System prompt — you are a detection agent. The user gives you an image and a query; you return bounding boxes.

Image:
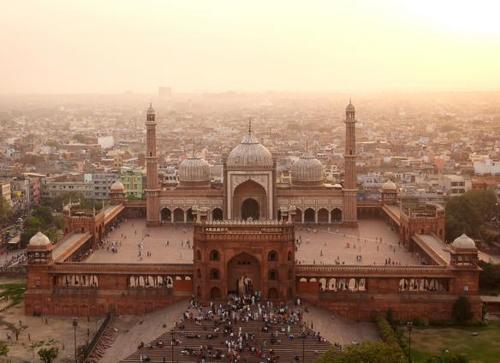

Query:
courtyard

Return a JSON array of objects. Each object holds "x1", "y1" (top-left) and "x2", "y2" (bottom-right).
[{"x1": 83, "y1": 218, "x2": 423, "y2": 266}]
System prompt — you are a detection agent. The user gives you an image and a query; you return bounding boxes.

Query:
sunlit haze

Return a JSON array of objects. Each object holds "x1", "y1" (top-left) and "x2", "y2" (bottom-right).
[{"x1": 2, "y1": 0, "x2": 500, "y2": 94}]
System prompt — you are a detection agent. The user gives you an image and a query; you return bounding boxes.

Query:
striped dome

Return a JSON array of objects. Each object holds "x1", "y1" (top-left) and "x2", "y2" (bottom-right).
[
  {"x1": 291, "y1": 153, "x2": 324, "y2": 185},
  {"x1": 227, "y1": 133, "x2": 273, "y2": 169},
  {"x1": 179, "y1": 157, "x2": 210, "y2": 183}
]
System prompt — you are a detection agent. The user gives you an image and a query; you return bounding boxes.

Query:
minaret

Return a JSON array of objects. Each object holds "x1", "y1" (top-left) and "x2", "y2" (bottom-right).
[
  {"x1": 343, "y1": 99, "x2": 358, "y2": 226},
  {"x1": 145, "y1": 103, "x2": 160, "y2": 226}
]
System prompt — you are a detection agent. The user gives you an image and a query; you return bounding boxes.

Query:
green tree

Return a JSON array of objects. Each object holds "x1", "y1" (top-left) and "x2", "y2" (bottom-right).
[
  {"x1": 0, "y1": 340, "x2": 8, "y2": 356},
  {"x1": 53, "y1": 214, "x2": 65, "y2": 230},
  {"x1": 445, "y1": 189, "x2": 498, "y2": 241},
  {"x1": 0, "y1": 196, "x2": 11, "y2": 224},
  {"x1": 425, "y1": 352, "x2": 469, "y2": 363},
  {"x1": 38, "y1": 346, "x2": 59, "y2": 363},
  {"x1": 315, "y1": 341, "x2": 405, "y2": 363},
  {"x1": 452, "y1": 296, "x2": 473, "y2": 324},
  {"x1": 32, "y1": 206, "x2": 54, "y2": 226}
]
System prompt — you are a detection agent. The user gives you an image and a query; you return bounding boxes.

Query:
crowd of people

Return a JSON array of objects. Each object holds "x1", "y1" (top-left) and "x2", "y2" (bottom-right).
[{"x1": 133, "y1": 295, "x2": 331, "y2": 363}]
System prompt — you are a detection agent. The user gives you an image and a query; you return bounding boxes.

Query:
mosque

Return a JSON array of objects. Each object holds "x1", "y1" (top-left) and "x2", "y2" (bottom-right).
[
  {"x1": 23, "y1": 101, "x2": 482, "y2": 322},
  {"x1": 143, "y1": 101, "x2": 357, "y2": 227}
]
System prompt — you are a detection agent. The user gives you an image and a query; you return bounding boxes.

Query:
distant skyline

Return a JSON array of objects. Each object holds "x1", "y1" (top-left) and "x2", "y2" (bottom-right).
[{"x1": 2, "y1": 0, "x2": 500, "y2": 94}]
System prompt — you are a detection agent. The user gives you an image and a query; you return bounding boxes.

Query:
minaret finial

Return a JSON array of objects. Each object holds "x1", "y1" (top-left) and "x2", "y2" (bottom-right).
[
  {"x1": 248, "y1": 118, "x2": 252, "y2": 135},
  {"x1": 191, "y1": 138, "x2": 195, "y2": 158},
  {"x1": 349, "y1": 97, "x2": 352, "y2": 105}
]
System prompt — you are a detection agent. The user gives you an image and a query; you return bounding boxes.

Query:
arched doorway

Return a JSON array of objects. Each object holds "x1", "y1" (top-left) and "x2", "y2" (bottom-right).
[
  {"x1": 161, "y1": 208, "x2": 171, "y2": 223},
  {"x1": 173, "y1": 208, "x2": 184, "y2": 222},
  {"x1": 332, "y1": 208, "x2": 342, "y2": 223},
  {"x1": 241, "y1": 198, "x2": 259, "y2": 220},
  {"x1": 295, "y1": 208, "x2": 302, "y2": 223},
  {"x1": 227, "y1": 253, "x2": 260, "y2": 297},
  {"x1": 304, "y1": 208, "x2": 315, "y2": 223},
  {"x1": 186, "y1": 208, "x2": 194, "y2": 222},
  {"x1": 318, "y1": 208, "x2": 329, "y2": 223},
  {"x1": 232, "y1": 180, "x2": 267, "y2": 220},
  {"x1": 212, "y1": 208, "x2": 223, "y2": 221}
]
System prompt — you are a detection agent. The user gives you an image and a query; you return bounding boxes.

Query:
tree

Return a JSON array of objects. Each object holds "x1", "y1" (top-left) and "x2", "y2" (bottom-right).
[
  {"x1": 32, "y1": 206, "x2": 54, "y2": 226},
  {"x1": 425, "y1": 352, "x2": 469, "y2": 363},
  {"x1": 0, "y1": 340, "x2": 8, "y2": 356},
  {"x1": 315, "y1": 341, "x2": 405, "y2": 363},
  {"x1": 38, "y1": 346, "x2": 59, "y2": 363},
  {"x1": 445, "y1": 189, "x2": 498, "y2": 241},
  {"x1": 0, "y1": 196, "x2": 11, "y2": 224},
  {"x1": 452, "y1": 296, "x2": 473, "y2": 324}
]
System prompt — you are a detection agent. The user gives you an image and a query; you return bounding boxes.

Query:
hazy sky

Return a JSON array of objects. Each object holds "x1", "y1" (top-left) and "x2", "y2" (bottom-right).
[{"x1": 2, "y1": 0, "x2": 500, "y2": 94}]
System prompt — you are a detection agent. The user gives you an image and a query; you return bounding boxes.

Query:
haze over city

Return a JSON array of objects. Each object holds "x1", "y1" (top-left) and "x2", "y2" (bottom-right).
[
  {"x1": 1, "y1": 2, "x2": 500, "y2": 363},
  {"x1": 2, "y1": 0, "x2": 500, "y2": 94}
]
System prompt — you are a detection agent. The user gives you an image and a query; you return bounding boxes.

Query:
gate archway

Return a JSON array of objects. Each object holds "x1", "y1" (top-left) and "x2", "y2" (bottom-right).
[{"x1": 227, "y1": 253, "x2": 260, "y2": 296}]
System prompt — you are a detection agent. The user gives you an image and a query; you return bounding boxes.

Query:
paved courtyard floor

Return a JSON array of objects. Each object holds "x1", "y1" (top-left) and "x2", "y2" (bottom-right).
[
  {"x1": 295, "y1": 219, "x2": 423, "y2": 266},
  {"x1": 84, "y1": 218, "x2": 423, "y2": 266}
]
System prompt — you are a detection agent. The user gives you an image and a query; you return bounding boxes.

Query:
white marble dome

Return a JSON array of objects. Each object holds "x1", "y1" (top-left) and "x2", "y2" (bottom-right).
[
  {"x1": 29, "y1": 231, "x2": 51, "y2": 247},
  {"x1": 291, "y1": 153, "x2": 324, "y2": 185},
  {"x1": 382, "y1": 180, "x2": 397, "y2": 191},
  {"x1": 179, "y1": 157, "x2": 210, "y2": 183},
  {"x1": 110, "y1": 180, "x2": 125, "y2": 192},
  {"x1": 227, "y1": 133, "x2": 273, "y2": 169},
  {"x1": 452, "y1": 234, "x2": 476, "y2": 249}
]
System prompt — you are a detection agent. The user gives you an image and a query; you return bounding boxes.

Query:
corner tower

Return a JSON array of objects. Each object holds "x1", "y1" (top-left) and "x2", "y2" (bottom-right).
[
  {"x1": 343, "y1": 100, "x2": 358, "y2": 226},
  {"x1": 145, "y1": 103, "x2": 160, "y2": 225}
]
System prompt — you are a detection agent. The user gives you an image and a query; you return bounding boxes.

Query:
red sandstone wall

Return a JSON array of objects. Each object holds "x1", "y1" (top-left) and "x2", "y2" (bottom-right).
[
  {"x1": 309, "y1": 294, "x2": 483, "y2": 322},
  {"x1": 25, "y1": 291, "x2": 186, "y2": 316}
]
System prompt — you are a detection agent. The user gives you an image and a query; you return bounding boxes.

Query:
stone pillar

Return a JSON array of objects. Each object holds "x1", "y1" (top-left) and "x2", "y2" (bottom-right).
[
  {"x1": 183, "y1": 210, "x2": 187, "y2": 223},
  {"x1": 328, "y1": 211, "x2": 332, "y2": 224},
  {"x1": 314, "y1": 210, "x2": 318, "y2": 223},
  {"x1": 170, "y1": 213, "x2": 174, "y2": 223}
]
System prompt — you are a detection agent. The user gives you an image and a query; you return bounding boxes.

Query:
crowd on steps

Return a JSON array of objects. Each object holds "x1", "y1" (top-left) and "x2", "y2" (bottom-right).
[{"x1": 121, "y1": 294, "x2": 333, "y2": 363}]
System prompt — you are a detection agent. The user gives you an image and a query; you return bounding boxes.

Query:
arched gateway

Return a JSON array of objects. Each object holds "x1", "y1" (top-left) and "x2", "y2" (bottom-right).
[
  {"x1": 227, "y1": 253, "x2": 260, "y2": 296},
  {"x1": 193, "y1": 221, "x2": 296, "y2": 302}
]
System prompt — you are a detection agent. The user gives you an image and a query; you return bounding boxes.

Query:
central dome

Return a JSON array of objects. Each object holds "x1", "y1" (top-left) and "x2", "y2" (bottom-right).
[{"x1": 227, "y1": 133, "x2": 273, "y2": 169}]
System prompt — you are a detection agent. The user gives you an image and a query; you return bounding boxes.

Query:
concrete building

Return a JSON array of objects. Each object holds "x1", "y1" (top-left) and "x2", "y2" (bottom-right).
[
  {"x1": 0, "y1": 181, "x2": 12, "y2": 206},
  {"x1": 120, "y1": 168, "x2": 144, "y2": 199}
]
